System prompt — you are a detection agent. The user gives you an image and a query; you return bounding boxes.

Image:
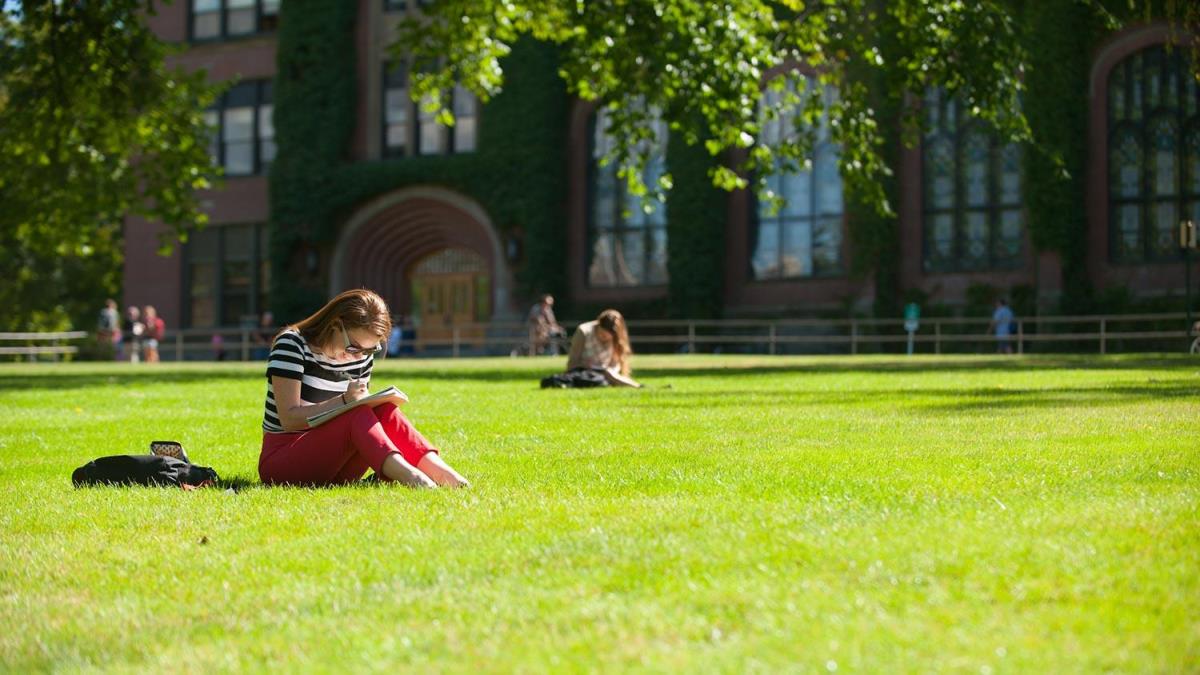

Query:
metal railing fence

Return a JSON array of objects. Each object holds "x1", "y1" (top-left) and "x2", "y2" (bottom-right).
[{"x1": 1, "y1": 313, "x2": 1194, "y2": 361}]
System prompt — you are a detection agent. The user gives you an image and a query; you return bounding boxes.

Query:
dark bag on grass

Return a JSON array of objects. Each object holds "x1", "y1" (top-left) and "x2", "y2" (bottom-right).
[
  {"x1": 540, "y1": 367, "x2": 609, "y2": 389},
  {"x1": 72, "y1": 454, "x2": 219, "y2": 488}
]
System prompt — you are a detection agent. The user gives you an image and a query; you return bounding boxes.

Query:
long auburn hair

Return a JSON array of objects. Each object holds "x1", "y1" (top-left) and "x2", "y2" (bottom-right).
[
  {"x1": 284, "y1": 289, "x2": 392, "y2": 354},
  {"x1": 596, "y1": 308, "x2": 632, "y2": 376}
]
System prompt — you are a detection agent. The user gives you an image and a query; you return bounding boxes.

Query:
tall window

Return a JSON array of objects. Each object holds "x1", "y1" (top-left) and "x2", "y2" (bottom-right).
[
  {"x1": 382, "y1": 61, "x2": 478, "y2": 157},
  {"x1": 183, "y1": 224, "x2": 271, "y2": 328},
  {"x1": 751, "y1": 80, "x2": 844, "y2": 280},
  {"x1": 190, "y1": 0, "x2": 279, "y2": 41},
  {"x1": 203, "y1": 80, "x2": 274, "y2": 176},
  {"x1": 922, "y1": 88, "x2": 1024, "y2": 273},
  {"x1": 587, "y1": 108, "x2": 669, "y2": 287},
  {"x1": 1108, "y1": 45, "x2": 1200, "y2": 263}
]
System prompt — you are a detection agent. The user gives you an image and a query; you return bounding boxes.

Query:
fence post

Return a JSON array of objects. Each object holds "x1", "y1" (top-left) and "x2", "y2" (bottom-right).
[
  {"x1": 453, "y1": 327, "x2": 460, "y2": 358},
  {"x1": 241, "y1": 330, "x2": 250, "y2": 362},
  {"x1": 1100, "y1": 318, "x2": 1106, "y2": 355},
  {"x1": 769, "y1": 323, "x2": 777, "y2": 356},
  {"x1": 850, "y1": 320, "x2": 858, "y2": 355},
  {"x1": 935, "y1": 321, "x2": 941, "y2": 355},
  {"x1": 688, "y1": 322, "x2": 696, "y2": 355},
  {"x1": 175, "y1": 332, "x2": 183, "y2": 362},
  {"x1": 1017, "y1": 320, "x2": 1024, "y2": 355}
]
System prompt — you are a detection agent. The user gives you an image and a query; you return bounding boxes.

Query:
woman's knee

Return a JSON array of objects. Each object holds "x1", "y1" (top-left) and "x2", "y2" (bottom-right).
[{"x1": 374, "y1": 402, "x2": 399, "y2": 417}]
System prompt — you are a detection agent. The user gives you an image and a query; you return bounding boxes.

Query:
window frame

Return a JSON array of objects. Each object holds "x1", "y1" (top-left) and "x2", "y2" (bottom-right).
[
  {"x1": 181, "y1": 223, "x2": 270, "y2": 329},
  {"x1": 380, "y1": 60, "x2": 479, "y2": 158},
  {"x1": 920, "y1": 89, "x2": 1026, "y2": 274},
  {"x1": 584, "y1": 109, "x2": 670, "y2": 289},
  {"x1": 1106, "y1": 44, "x2": 1200, "y2": 265},
  {"x1": 206, "y1": 80, "x2": 275, "y2": 177},
  {"x1": 188, "y1": 0, "x2": 280, "y2": 43}
]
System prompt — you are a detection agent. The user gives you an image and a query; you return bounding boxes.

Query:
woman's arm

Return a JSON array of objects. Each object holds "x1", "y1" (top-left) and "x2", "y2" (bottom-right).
[{"x1": 271, "y1": 376, "x2": 359, "y2": 432}]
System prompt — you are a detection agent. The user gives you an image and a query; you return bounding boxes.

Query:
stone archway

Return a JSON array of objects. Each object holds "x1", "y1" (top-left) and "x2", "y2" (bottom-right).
[{"x1": 330, "y1": 186, "x2": 514, "y2": 322}]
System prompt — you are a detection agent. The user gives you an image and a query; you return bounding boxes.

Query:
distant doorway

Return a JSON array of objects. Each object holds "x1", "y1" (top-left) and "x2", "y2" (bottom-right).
[{"x1": 409, "y1": 248, "x2": 490, "y2": 350}]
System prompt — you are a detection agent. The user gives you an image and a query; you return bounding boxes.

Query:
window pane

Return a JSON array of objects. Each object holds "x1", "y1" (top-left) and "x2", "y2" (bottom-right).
[
  {"x1": 224, "y1": 141, "x2": 253, "y2": 175},
  {"x1": 189, "y1": 262, "x2": 216, "y2": 329},
  {"x1": 814, "y1": 146, "x2": 842, "y2": 215},
  {"x1": 193, "y1": 11, "x2": 220, "y2": 39},
  {"x1": 925, "y1": 137, "x2": 955, "y2": 210},
  {"x1": 647, "y1": 228, "x2": 668, "y2": 285},
  {"x1": 418, "y1": 96, "x2": 446, "y2": 155},
  {"x1": 780, "y1": 168, "x2": 811, "y2": 217},
  {"x1": 752, "y1": 220, "x2": 780, "y2": 280},
  {"x1": 227, "y1": 6, "x2": 256, "y2": 36},
  {"x1": 592, "y1": 165, "x2": 617, "y2": 231},
  {"x1": 997, "y1": 144, "x2": 1021, "y2": 205},
  {"x1": 1150, "y1": 201, "x2": 1177, "y2": 258},
  {"x1": 262, "y1": 0, "x2": 281, "y2": 14},
  {"x1": 963, "y1": 129, "x2": 990, "y2": 207},
  {"x1": 1114, "y1": 204, "x2": 1141, "y2": 261},
  {"x1": 926, "y1": 213, "x2": 954, "y2": 271},
  {"x1": 189, "y1": 228, "x2": 219, "y2": 262},
  {"x1": 1150, "y1": 116, "x2": 1178, "y2": 197},
  {"x1": 588, "y1": 233, "x2": 615, "y2": 286},
  {"x1": 781, "y1": 219, "x2": 812, "y2": 278},
  {"x1": 617, "y1": 231, "x2": 646, "y2": 286},
  {"x1": 258, "y1": 104, "x2": 274, "y2": 140},
  {"x1": 1187, "y1": 127, "x2": 1200, "y2": 194},
  {"x1": 960, "y1": 212, "x2": 988, "y2": 269},
  {"x1": 996, "y1": 209, "x2": 1023, "y2": 264},
  {"x1": 454, "y1": 116, "x2": 477, "y2": 153},
  {"x1": 813, "y1": 217, "x2": 842, "y2": 275},
  {"x1": 223, "y1": 107, "x2": 254, "y2": 141},
  {"x1": 1110, "y1": 129, "x2": 1141, "y2": 199}
]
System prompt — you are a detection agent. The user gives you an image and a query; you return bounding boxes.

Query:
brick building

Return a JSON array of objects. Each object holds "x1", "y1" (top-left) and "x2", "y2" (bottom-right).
[{"x1": 124, "y1": 2, "x2": 1198, "y2": 333}]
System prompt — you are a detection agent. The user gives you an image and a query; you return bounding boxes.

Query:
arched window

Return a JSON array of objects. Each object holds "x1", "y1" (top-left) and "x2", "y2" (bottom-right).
[
  {"x1": 587, "y1": 108, "x2": 669, "y2": 287},
  {"x1": 751, "y1": 80, "x2": 844, "y2": 280},
  {"x1": 922, "y1": 89, "x2": 1024, "y2": 273},
  {"x1": 1107, "y1": 45, "x2": 1200, "y2": 263}
]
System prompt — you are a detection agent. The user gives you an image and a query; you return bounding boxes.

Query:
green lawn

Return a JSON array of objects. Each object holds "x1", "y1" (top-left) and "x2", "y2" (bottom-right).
[{"x1": 1, "y1": 355, "x2": 1197, "y2": 672}]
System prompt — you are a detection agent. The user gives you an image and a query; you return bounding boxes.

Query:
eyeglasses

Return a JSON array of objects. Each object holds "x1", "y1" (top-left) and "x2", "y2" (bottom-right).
[{"x1": 340, "y1": 324, "x2": 384, "y2": 356}]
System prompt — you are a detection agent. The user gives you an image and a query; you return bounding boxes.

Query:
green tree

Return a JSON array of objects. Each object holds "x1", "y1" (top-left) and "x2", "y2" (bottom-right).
[
  {"x1": 396, "y1": 0, "x2": 1033, "y2": 214},
  {"x1": 0, "y1": 0, "x2": 217, "y2": 333}
]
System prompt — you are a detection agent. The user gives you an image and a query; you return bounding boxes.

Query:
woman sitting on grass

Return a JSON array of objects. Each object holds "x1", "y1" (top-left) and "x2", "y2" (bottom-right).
[
  {"x1": 561, "y1": 308, "x2": 642, "y2": 388},
  {"x1": 259, "y1": 289, "x2": 468, "y2": 488}
]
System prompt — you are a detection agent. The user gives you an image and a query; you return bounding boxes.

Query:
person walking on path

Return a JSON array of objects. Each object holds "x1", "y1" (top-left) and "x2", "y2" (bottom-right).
[
  {"x1": 989, "y1": 298, "x2": 1016, "y2": 355},
  {"x1": 258, "y1": 289, "x2": 469, "y2": 488}
]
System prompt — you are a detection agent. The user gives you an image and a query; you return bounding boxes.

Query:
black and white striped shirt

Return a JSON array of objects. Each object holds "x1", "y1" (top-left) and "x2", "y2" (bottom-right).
[{"x1": 262, "y1": 329, "x2": 374, "y2": 433}]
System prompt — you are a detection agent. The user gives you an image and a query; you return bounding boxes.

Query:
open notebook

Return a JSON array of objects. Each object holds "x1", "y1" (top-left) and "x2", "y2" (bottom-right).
[{"x1": 306, "y1": 386, "x2": 409, "y2": 428}]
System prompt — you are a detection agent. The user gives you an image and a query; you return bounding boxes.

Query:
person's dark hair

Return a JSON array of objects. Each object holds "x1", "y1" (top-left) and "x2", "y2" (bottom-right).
[
  {"x1": 285, "y1": 289, "x2": 392, "y2": 352},
  {"x1": 596, "y1": 308, "x2": 632, "y2": 376}
]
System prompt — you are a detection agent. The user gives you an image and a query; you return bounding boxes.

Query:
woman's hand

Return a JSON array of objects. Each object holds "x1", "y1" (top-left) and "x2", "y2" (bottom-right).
[{"x1": 344, "y1": 378, "x2": 369, "y2": 403}]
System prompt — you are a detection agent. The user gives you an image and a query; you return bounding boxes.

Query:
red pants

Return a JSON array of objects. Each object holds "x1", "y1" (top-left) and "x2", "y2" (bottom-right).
[{"x1": 259, "y1": 403, "x2": 437, "y2": 485}]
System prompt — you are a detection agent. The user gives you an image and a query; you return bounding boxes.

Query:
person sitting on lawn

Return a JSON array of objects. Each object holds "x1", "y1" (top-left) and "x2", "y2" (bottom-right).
[
  {"x1": 559, "y1": 308, "x2": 642, "y2": 388},
  {"x1": 259, "y1": 288, "x2": 469, "y2": 488}
]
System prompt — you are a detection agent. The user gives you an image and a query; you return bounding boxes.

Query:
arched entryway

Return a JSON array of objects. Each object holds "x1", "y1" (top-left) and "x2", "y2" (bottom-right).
[{"x1": 331, "y1": 186, "x2": 514, "y2": 347}]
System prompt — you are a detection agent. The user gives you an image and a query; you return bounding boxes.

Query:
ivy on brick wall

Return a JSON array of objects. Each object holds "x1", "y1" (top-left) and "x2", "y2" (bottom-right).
[{"x1": 270, "y1": 1, "x2": 568, "y2": 321}]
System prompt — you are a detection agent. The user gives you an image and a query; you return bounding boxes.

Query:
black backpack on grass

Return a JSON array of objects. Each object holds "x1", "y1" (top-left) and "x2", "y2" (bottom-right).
[{"x1": 72, "y1": 455, "x2": 219, "y2": 488}]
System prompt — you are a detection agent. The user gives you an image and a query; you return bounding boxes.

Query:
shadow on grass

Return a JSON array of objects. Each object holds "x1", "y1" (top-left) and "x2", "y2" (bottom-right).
[
  {"x1": 1, "y1": 354, "x2": 1195, "y2": 392},
  {"x1": 617, "y1": 381, "x2": 1198, "y2": 413}
]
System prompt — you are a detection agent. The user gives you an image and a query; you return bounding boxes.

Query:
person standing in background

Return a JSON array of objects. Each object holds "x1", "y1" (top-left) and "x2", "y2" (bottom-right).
[
  {"x1": 125, "y1": 306, "x2": 144, "y2": 363},
  {"x1": 527, "y1": 294, "x2": 565, "y2": 356},
  {"x1": 142, "y1": 305, "x2": 165, "y2": 363},
  {"x1": 97, "y1": 299, "x2": 120, "y2": 359}
]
